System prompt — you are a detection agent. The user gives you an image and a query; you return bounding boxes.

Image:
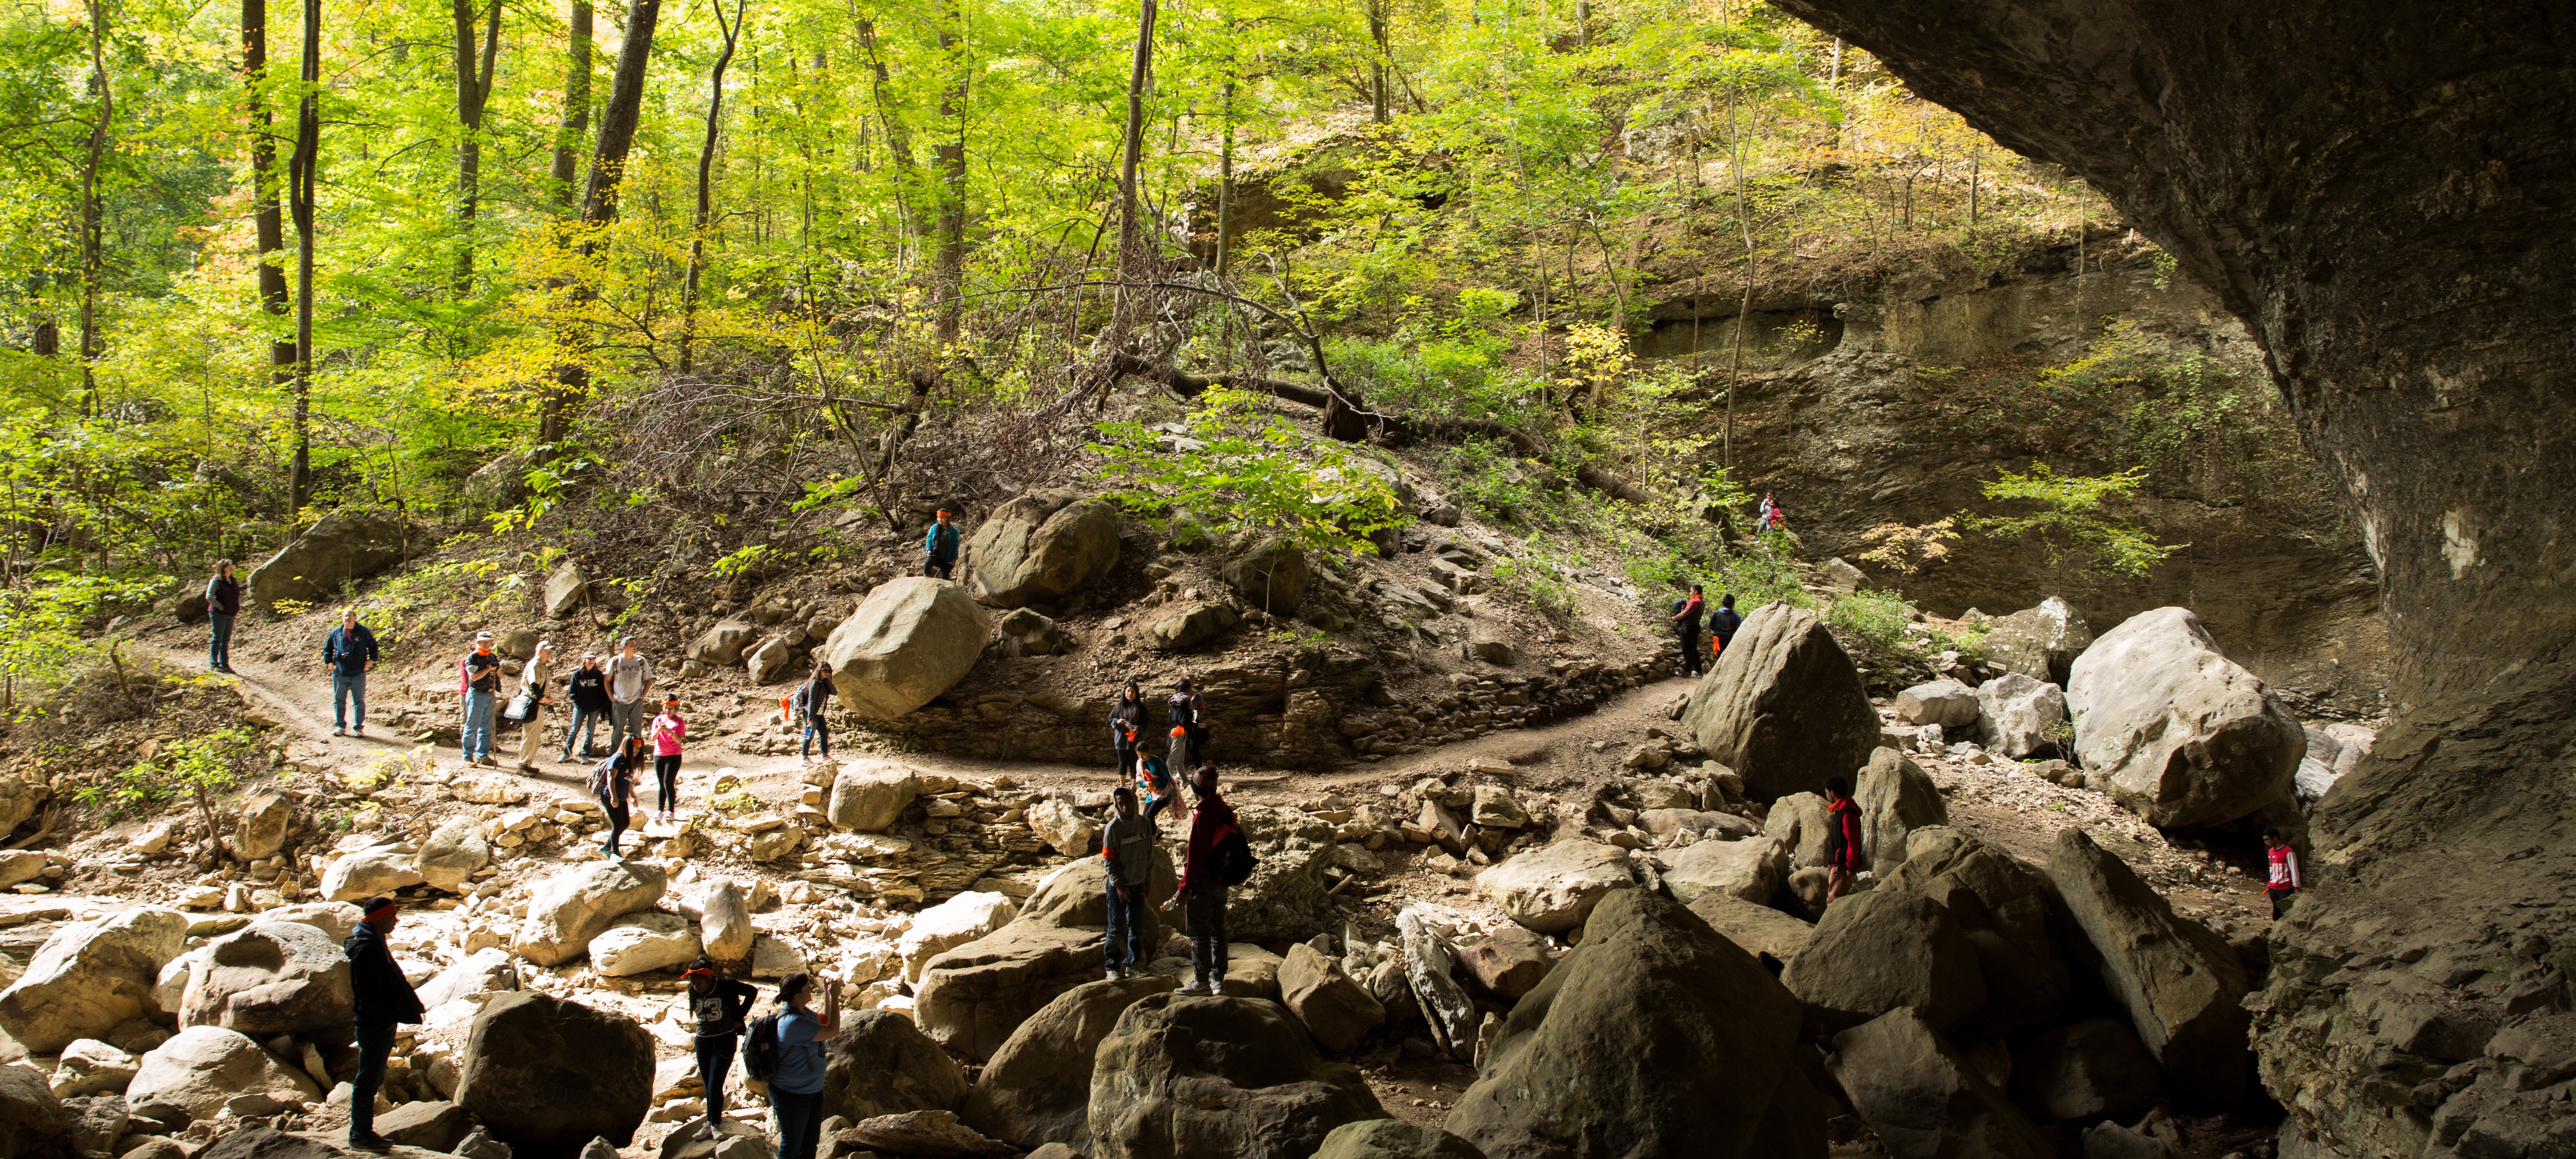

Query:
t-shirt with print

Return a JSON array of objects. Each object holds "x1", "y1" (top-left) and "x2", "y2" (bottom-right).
[
  {"x1": 687, "y1": 978, "x2": 756, "y2": 1038},
  {"x1": 466, "y1": 651, "x2": 502, "y2": 693},
  {"x1": 608, "y1": 654, "x2": 654, "y2": 702},
  {"x1": 653, "y1": 714, "x2": 687, "y2": 756},
  {"x1": 772, "y1": 1009, "x2": 826, "y2": 1095}
]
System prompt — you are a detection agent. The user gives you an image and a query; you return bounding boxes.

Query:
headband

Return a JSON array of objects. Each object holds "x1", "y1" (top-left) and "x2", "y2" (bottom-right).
[
  {"x1": 682, "y1": 966, "x2": 714, "y2": 978},
  {"x1": 365, "y1": 901, "x2": 399, "y2": 921}
]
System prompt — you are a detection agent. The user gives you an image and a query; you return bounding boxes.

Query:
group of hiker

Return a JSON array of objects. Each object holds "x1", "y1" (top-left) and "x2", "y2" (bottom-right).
[{"x1": 1669, "y1": 584, "x2": 1745, "y2": 679}]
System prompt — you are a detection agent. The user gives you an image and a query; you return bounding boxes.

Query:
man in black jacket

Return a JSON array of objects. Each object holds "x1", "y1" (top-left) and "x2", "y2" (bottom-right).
[
  {"x1": 345, "y1": 896, "x2": 425, "y2": 1151},
  {"x1": 322, "y1": 608, "x2": 381, "y2": 738},
  {"x1": 1710, "y1": 593, "x2": 1745, "y2": 657},
  {"x1": 560, "y1": 652, "x2": 613, "y2": 763},
  {"x1": 681, "y1": 956, "x2": 759, "y2": 1141}
]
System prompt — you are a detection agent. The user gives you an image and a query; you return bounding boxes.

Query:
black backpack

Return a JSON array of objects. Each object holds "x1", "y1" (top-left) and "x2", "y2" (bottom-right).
[
  {"x1": 744, "y1": 1011, "x2": 783, "y2": 1082},
  {"x1": 1212, "y1": 827, "x2": 1258, "y2": 888}
]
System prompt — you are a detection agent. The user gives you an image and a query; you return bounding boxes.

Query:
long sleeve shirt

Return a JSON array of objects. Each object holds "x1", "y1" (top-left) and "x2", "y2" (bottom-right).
[
  {"x1": 1102, "y1": 813, "x2": 1156, "y2": 888},
  {"x1": 1174, "y1": 796, "x2": 1239, "y2": 896},
  {"x1": 346, "y1": 925, "x2": 425, "y2": 1027},
  {"x1": 324, "y1": 625, "x2": 380, "y2": 674}
]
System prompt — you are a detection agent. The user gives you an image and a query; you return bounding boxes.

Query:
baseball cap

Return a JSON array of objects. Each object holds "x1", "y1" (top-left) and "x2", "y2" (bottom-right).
[{"x1": 474, "y1": 632, "x2": 493, "y2": 642}]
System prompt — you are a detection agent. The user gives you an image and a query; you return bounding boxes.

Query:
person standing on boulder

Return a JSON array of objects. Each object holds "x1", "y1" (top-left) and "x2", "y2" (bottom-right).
[
  {"x1": 1822, "y1": 776, "x2": 1865, "y2": 904},
  {"x1": 768, "y1": 972, "x2": 841, "y2": 1159},
  {"x1": 344, "y1": 896, "x2": 424, "y2": 1152},
  {"x1": 1166, "y1": 677, "x2": 1204, "y2": 771},
  {"x1": 512, "y1": 640, "x2": 559, "y2": 773},
  {"x1": 922, "y1": 509, "x2": 962, "y2": 580},
  {"x1": 597, "y1": 736, "x2": 642, "y2": 860},
  {"x1": 2263, "y1": 827, "x2": 2303, "y2": 919},
  {"x1": 559, "y1": 652, "x2": 611, "y2": 763},
  {"x1": 1671, "y1": 584, "x2": 1707, "y2": 678},
  {"x1": 606, "y1": 637, "x2": 655, "y2": 751},
  {"x1": 322, "y1": 607, "x2": 381, "y2": 738},
  {"x1": 794, "y1": 661, "x2": 835, "y2": 762},
  {"x1": 1110, "y1": 682, "x2": 1146, "y2": 782},
  {"x1": 1163, "y1": 767, "x2": 1241, "y2": 995},
  {"x1": 1711, "y1": 593, "x2": 1744, "y2": 658},
  {"x1": 461, "y1": 633, "x2": 504, "y2": 767},
  {"x1": 1101, "y1": 787, "x2": 1155, "y2": 981},
  {"x1": 651, "y1": 694, "x2": 688, "y2": 821},
  {"x1": 205, "y1": 559, "x2": 241, "y2": 673},
  {"x1": 681, "y1": 956, "x2": 758, "y2": 1142}
]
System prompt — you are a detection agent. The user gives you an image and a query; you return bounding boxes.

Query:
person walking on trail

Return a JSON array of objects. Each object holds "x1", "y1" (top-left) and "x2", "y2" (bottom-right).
[
  {"x1": 205, "y1": 560, "x2": 241, "y2": 674},
  {"x1": 2264, "y1": 827, "x2": 2303, "y2": 919},
  {"x1": 1822, "y1": 776, "x2": 1865, "y2": 904},
  {"x1": 1756, "y1": 492, "x2": 1776, "y2": 530},
  {"x1": 512, "y1": 641, "x2": 559, "y2": 773},
  {"x1": 1136, "y1": 752, "x2": 1175, "y2": 829},
  {"x1": 560, "y1": 652, "x2": 611, "y2": 763},
  {"x1": 1110, "y1": 682, "x2": 1146, "y2": 782},
  {"x1": 460, "y1": 633, "x2": 504, "y2": 767},
  {"x1": 681, "y1": 956, "x2": 756, "y2": 1142},
  {"x1": 1166, "y1": 678, "x2": 1205, "y2": 772},
  {"x1": 323, "y1": 608, "x2": 381, "y2": 738},
  {"x1": 344, "y1": 896, "x2": 424, "y2": 1151},
  {"x1": 1671, "y1": 584, "x2": 1708, "y2": 678},
  {"x1": 922, "y1": 510, "x2": 963, "y2": 580},
  {"x1": 1163, "y1": 767, "x2": 1240, "y2": 996},
  {"x1": 1710, "y1": 593, "x2": 1744, "y2": 658},
  {"x1": 606, "y1": 638, "x2": 655, "y2": 751},
  {"x1": 1767, "y1": 495, "x2": 1788, "y2": 531},
  {"x1": 595, "y1": 737, "x2": 641, "y2": 861},
  {"x1": 766, "y1": 972, "x2": 841, "y2": 1159},
  {"x1": 793, "y1": 662, "x2": 835, "y2": 762},
  {"x1": 651, "y1": 694, "x2": 688, "y2": 821},
  {"x1": 1101, "y1": 787, "x2": 1155, "y2": 981}
]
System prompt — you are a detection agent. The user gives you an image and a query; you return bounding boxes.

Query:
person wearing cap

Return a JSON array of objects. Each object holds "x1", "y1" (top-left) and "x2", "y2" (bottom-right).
[
  {"x1": 560, "y1": 651, "x2": 611, "y2": 763},
  {"x1": 1162, "y1": 766, "x2": 1239, "y2": 995},
  {"x1": 679, "y1": 956, "x2": 757, "y2": 1141},
  {"x1": 461, "y1": 633, "x2": 504, "y2": 766},
  {"x1": 606, "y1": 637, "x2": 655, "y2": 751},
  {"x1": 344, "y1": 896, "x2": 424, "y2": 1150},
  {"x1": 322, "y1": 607, "x2": 381, "y2": 738},
  {"x1": 513, "y1": 640, "x2": 559, "y2": 773},
  {"x1": 922, "y1": 510, "x2": 962, "y2": 580},
  {"x1": 651, "y1": 694, "x2": 688, "y2": 821},
  {"x1": 767, "y1": 972, "x2": 841, "y2": 1159}
]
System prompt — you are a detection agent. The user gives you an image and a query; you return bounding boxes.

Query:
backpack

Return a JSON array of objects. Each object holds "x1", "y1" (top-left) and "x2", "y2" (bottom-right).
[
  {"x1": 743, "y1": 1012, "x2": 784, "y2": 1082},
  {"x1": 588, "y1": 754, "x2": 621, "y2": 799},
  {"x1": 1211, "y1": 825, "x2": 1258, "y2": 888},
  {"x1": 1167, "y1": 693, "x2": 1194, "y2": 726}
]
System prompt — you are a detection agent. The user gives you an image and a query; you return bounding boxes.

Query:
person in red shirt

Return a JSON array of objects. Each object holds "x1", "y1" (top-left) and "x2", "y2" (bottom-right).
[
  {"x1": 1162, "y1": 766, "x2": 1239, "y2": 995},
  {"x1": 1822, "y1": 776, "x2": 1865, "y2": 904},
  {"x1": 2263, "y1": 827, "x2": 2302, "y2": 919}
]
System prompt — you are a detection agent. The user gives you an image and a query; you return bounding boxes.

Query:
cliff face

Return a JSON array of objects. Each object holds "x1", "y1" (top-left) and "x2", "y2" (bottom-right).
[{"x1": 1653, "y1": 244, "x2": 2385, "y2": 718}]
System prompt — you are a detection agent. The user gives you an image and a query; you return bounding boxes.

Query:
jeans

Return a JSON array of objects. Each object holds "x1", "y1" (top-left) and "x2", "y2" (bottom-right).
[
  {"x1": 924, "y1": 557, "x2": 954, "y2": 579},
  {"x1": 2269, "y1": 886, "x2": 2296, "y2": 919},
  {"x1": 333, "y1": 670, "x2": 367, "y2": 730},
  {"x1": 695, "y1": 1033, "x2": 738, "y2": 1116},
  {"x1": 1678, "y1": 628, "x2": 1703, "y2": 676},
  {"x1": 351, "y1": 1019, "x2": 397, "y2": 1140},
  {"x1": 655, "y1": 755, "x2": 682, "y2": 813},
  {"x1": 463, "y1": 689, "x2": 497, "y2": 759},
  {"x1": 610, "y1": 699, "x2": 649, "y2": 749},
  {"x1": 1104, "y1": 881, "x2": 1150, "y2": 969},
  {"x1": 1185, "y1": 886, "x2": 1229, "y2": 987},
  {"x1": 208, "y1": 613, "x2": 234, "y2": 669},
  {"x1": 600, "y1": 796, "x2": 629, "y2": 856},
  {"x1": 1141, "y1": 792, "x2": 1171, "y2": 828},
  {"x1": 802, "y1": 716, "x2": 830, "y2": 760},
  {"x1": 560, "y1": 706, "x2": 605, "y2": 760},
  {"x1": 771, "y1": 1086, "x2": 824, "y2": 1159}
]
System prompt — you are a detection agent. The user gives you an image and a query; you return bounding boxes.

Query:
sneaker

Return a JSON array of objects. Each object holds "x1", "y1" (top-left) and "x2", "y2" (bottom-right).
[
  {"x1": 692, "y1": 1123, "x2": 720, "y2": 1142},
  {"x1": 354, "y1": 727, "x2": 366, "y2": 738},
  {"x1": 332, "y1": 727, "x2": 347, "y2": 737},
  {"x1": 1176, "y1": 980, "x2": 1210, "y2": 996},
  {"x1": 348, "y1": 1134, "x2": 392, "y2": 1152}
]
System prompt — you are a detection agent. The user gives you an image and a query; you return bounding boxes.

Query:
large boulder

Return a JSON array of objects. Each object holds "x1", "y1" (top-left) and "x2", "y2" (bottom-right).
[
  {"x1": 1762, "y1": 793, "x2": 1832, "y2": 869},
  {"x1": 1278, "y1": 944, "x2": 1385, "y2": 1052},
  {"x1": 511, "y1": 860, "x2": 668, "y2": 968},
  {"x1": 1981, "y1": 596, "x2": 2093, "y2": 686},
  {"x1": 1854, "y1": 747, "x2": 1947, "y2": 877},
  {"x1": 1447, "y1": 890, "x2": 1805, "y2": 1159},
  {"x1": 1882, "y1": 828, "x2": 2070, "y2": 1034},
  {"x1": 233, "y1": 793, "x2": 293, "y2": 863},
  {"x1": 1683, "y1": 893, "x2": 1817, "y2": 966},
  {"x1": 1228, "y1": 805, "x2": 1340, "y2": 942},
  {"x1": 1088, "y1": 995, "x2": 1383, "y2": 1159},
  {"x1": 417, "y1": 818, "x2": 491, "y2": 893},
  {"x1": 178, "y1": 920, "x2": 353, "y2": 1037},
  {"x1": 898, "y1": 892, "x2": 1020, "y2": 983},
  {"x1": 543, "y1": 561, "x2": 587, "y2": 619},
  {"x1": 245, "y1": 508, "x2": 407, "y2": 611},
  {"x1": 1974, "y1": 673, "x2": 2069, "y2": 760},
  {"x1": 1220, "y1": 538, "x2": 1312, "y2": 614},
  {"x1": 2064, "y1": 607, "x2": 2304, "y2": 829},
  {"x1": 1826, "y1": 1008, "x2": 2053, "y2": 1159},
  {"x1": 1145, "y1": 602, "x2": 1239, "y2": 651},
  {"x1": 963, "y1": 493, "x2": 1120, "y2": 608},
  {"x1": 320, "y1": 846, "x2": 424, "y2": 902},
  {"x1": 0, "y1": 907, "x2": 189, "y2": 1054},
  {"x1": 1472, "y1": 841, "x2": 1632, "y2": 935},
  {"x1": 377, "y1": 1100, "x2": 480, "y2": 1153},
  {"x1": 820, "y1": 577, "x2": 989, "y2": 718},
  {"x1": 915, "y1": 858, "x2": 1173, "y2": 1062},
  {"x1": 2045, "y1": 828, "x2": 2251, "y2": 1107},
  {"x1": 1679, "y1": 602, "x2": 1880, "y2": 801},
  {"x1": 125, "y1": 1027, "x2": 322, "y2": 1120},
  {"x1": 957, "y1": 977, "x2": 1175, "y2": 1151},
  {"x1": 0, "y1": 1064, "x2": 68, "y2": 1158},
  {"x1": 1661, "y1": 835, "x2": 1789, "y2": 906},
  {"x1": 687, "y1": 620, "x2": 760, "y2": 667},
  {"x1": 1025, "y1": 800, "x2": 1097, "y2": 857},
  {"x1": 455, "y1": 992, "x2": 654, "y2": 1157},
  {"x1": 1312, "y1": 1120, "x2": 1487, "y2": 1159},
  {"x1": 589, "y1": 914, "x2": 703, "y2": 977},
  {"x1": 826, "y1": 760, "x2": 921, "y2": 831},
  {"x1": 699, "y1": 879, "x2": 755, "y2": 962},
  {"x1": 52, "y1": 1038, "x2": 139, "y2": 1098},
  {"x1": 417, "y1": 947, "x2": 519, "y2": 1009},
  {"x1": 2007, "y1": 1018, "x2": 2161, "y2": 1122},
  {"x1": 1893, "y1": 680, "x2": 1979, "y2": 729},
  {"x1": 1780, "y1": 890, "x2": 1985, "y2": 1035},
  {"x1": 820, "y1": 1010, "x2": 971, "y2": 1123}
]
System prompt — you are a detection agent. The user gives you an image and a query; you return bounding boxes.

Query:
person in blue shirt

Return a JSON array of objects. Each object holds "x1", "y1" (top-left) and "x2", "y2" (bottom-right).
[
  {"x1": 768, "y1": 972, "x2": 841, "y2": 1159},
  {"x1": 322, "y1": 608, "x2": 381, "y2": 738},
  {"x1": 922, "y1": 510, "x2": 961, "y2": 579},
  {"x1": 1710, "y1": 593, "x2": 1745, "y2": 656}
]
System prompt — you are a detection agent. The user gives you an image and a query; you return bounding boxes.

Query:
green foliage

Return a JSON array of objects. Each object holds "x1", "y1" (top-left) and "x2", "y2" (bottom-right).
[
  {"x1": 1090, "y1": 388, "x2": 1407, "y2": 560},
  {"x1": 1965, "y1": 462, "x2": 2185, "y2": 578},
  {"x1": 711, "y1": 545, "x2": 777, "y2": 580},
  {"x1": 1824, "y1": 588, "x2": 1914, "y2": 655},
  {"x1": 79, "y1": 726, "x2": 257, "y2": 818},
  {"x1": 0, "y1": 571, "x2": 168, "y2": 716}
]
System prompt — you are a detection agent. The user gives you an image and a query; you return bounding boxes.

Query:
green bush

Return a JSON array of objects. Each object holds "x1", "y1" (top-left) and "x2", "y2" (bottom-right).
[{"x1": 1824, "y1": 589, "x2": 1916, "y2": 655}]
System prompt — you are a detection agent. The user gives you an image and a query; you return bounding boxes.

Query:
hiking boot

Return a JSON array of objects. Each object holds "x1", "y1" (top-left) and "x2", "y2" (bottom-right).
[{"x1": 348, "y1": 1134, "x2": 392, "y2": 1153}]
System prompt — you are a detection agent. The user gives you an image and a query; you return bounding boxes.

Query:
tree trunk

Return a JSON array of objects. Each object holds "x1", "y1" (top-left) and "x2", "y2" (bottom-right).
[
  {"x1": 244, "y1": 0, "x2": 293, "y2": 386},
  {"x1": 549, "y1": 0, "x2": 592, "y2": 214},
  {"x1": 451, "y1": 0, "x2": 502, "y2": 296},
  {"x1": 542, "y1": 0, "x2": 662, "y2": 446},
  {"x1": 1367, "y1": 0, "x2": 1388, "y2": 125},
  {"x1": 1721, "y1": 87, "x2": 1753, "y2": 471},
  {"x1": 930, "y1": 0, "x2": 967, "y2": 346},
  {"x1": 855, "y1": 17, "x2": 921, "y2": 269},
  {"x1": 1215, "y1": 77, "x2": 1236, "y2": 277},
  {"x1": 678, "y1": 0, "x2": 746, "y2": 375},
  {"x1": 1112, "y1": 0, "x2": 1157, "y2": 323},
  {"x1": 287, "y1": 0, "x2": 320, "y2": 511},
  {"x1": 77, "y1": 0, "x2": 110, "y2": 418}
]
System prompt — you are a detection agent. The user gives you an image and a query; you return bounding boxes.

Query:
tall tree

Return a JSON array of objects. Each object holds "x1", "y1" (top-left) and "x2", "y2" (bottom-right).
[
  {"x1": 930, "y1": 0, "x2": 966, "y2": 346},
  {"x1": 540, "y1": 0, "x2": 663, "y2": 445},
  {"x1": 77, "y1": 0, "x2": 112, "y2": 417},
  {"x1": 243, "y1": 0, "x2": 291, "y2": 383},
  {"x1": 855, "y1": 15, "x2": 919, "y2": 267},
  {"x1": 451, "y1": 0, "x2": 503, "y2": 296},
  {"x1": 678, "y1": 0, "x2": 747, "y2": 374},
  {"x1": 549, "y1": 0, "x2": 592, "y2": 213},
  {"x1": 287, "y1": 0, "x2": 320, "y2": 510}
]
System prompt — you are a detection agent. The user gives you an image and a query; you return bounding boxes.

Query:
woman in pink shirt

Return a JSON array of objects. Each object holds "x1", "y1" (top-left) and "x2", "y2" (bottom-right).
[{"x1": 651, "y1": 694, "x2": 688, "y2": 821}]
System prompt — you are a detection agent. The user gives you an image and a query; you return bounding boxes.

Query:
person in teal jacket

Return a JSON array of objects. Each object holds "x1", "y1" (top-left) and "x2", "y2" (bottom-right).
[{"x1": 923, "y1": 510, "x2": 961, "y2": 579}]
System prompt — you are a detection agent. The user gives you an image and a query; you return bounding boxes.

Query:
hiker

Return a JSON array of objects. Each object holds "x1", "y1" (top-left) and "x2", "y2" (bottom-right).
[
  {"x1": 512, "y1": 640, "x2": 559, "y2": 772},
  {"x1": 461, "y1": 633, "x2": 504, "y2": 767},
  {"x1": 2264, "y1": 827, "x2": 2302, "y2": 919},
  {"x1": 560, "y1": 652, "x2": 611, "y2": 763},
  {"x1": 922, "y1": 509, "x2": 962, "y2": 580},
  {"x1": 651, "y1": 694, "x2": 688, "y2": 821},
  {"x1": 1671, "y1": 584, "x2": 1707, "y2": 678},
  {"x1": 344, "y1": 896, "x2": 424, "y2": 1152},
  {"x1": 1822, "y1": 776, "x2": 1865, "y2": 904},
  {"x1": 1101, "y1": 786, "x2": 1154, "y2": 980},
  {"x1": 605, "y1": 638, "x2": 655, "y2": 751},
  {"x1": 681, "y1": 956, "x2": 757, "y2": 1142},
  {"x1": 322, "y1": 608, "x2": 381, "y2": 738},
  {"x1": 1136, "y1": 751, "x2": 1175, "y2": 829},
  {"x1": 1166, "y1": 677, "x2": 1204, "y2": 771},
  {"x1": 596, "y1": 736, "x2": 641, "y2": 861},
  {"x1": 1757, "y1": 492, "x2": 1777, "y2": 530},
  {"x1": 1711, "y1": 593, "x2": 1743, "y2": 657},
  {"x1": 1109, "y1": 682, "x2": 1145, "y2": 781},
  {"x1": 205, "y1": 560, "x2": 240, "y2": 673},
  {"x1": 1767, "y1": 495, "x2": 1787, "y2": 531},
  {"x1": 794, "y1": 661, "x2": 835, "y2": 762},
  {"x1": 767, "y1": 972, "x2": 841, "y2": 1159},
  {"x1": 1163, "y1": 766, "x2": 1242, "y2": 995}
]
